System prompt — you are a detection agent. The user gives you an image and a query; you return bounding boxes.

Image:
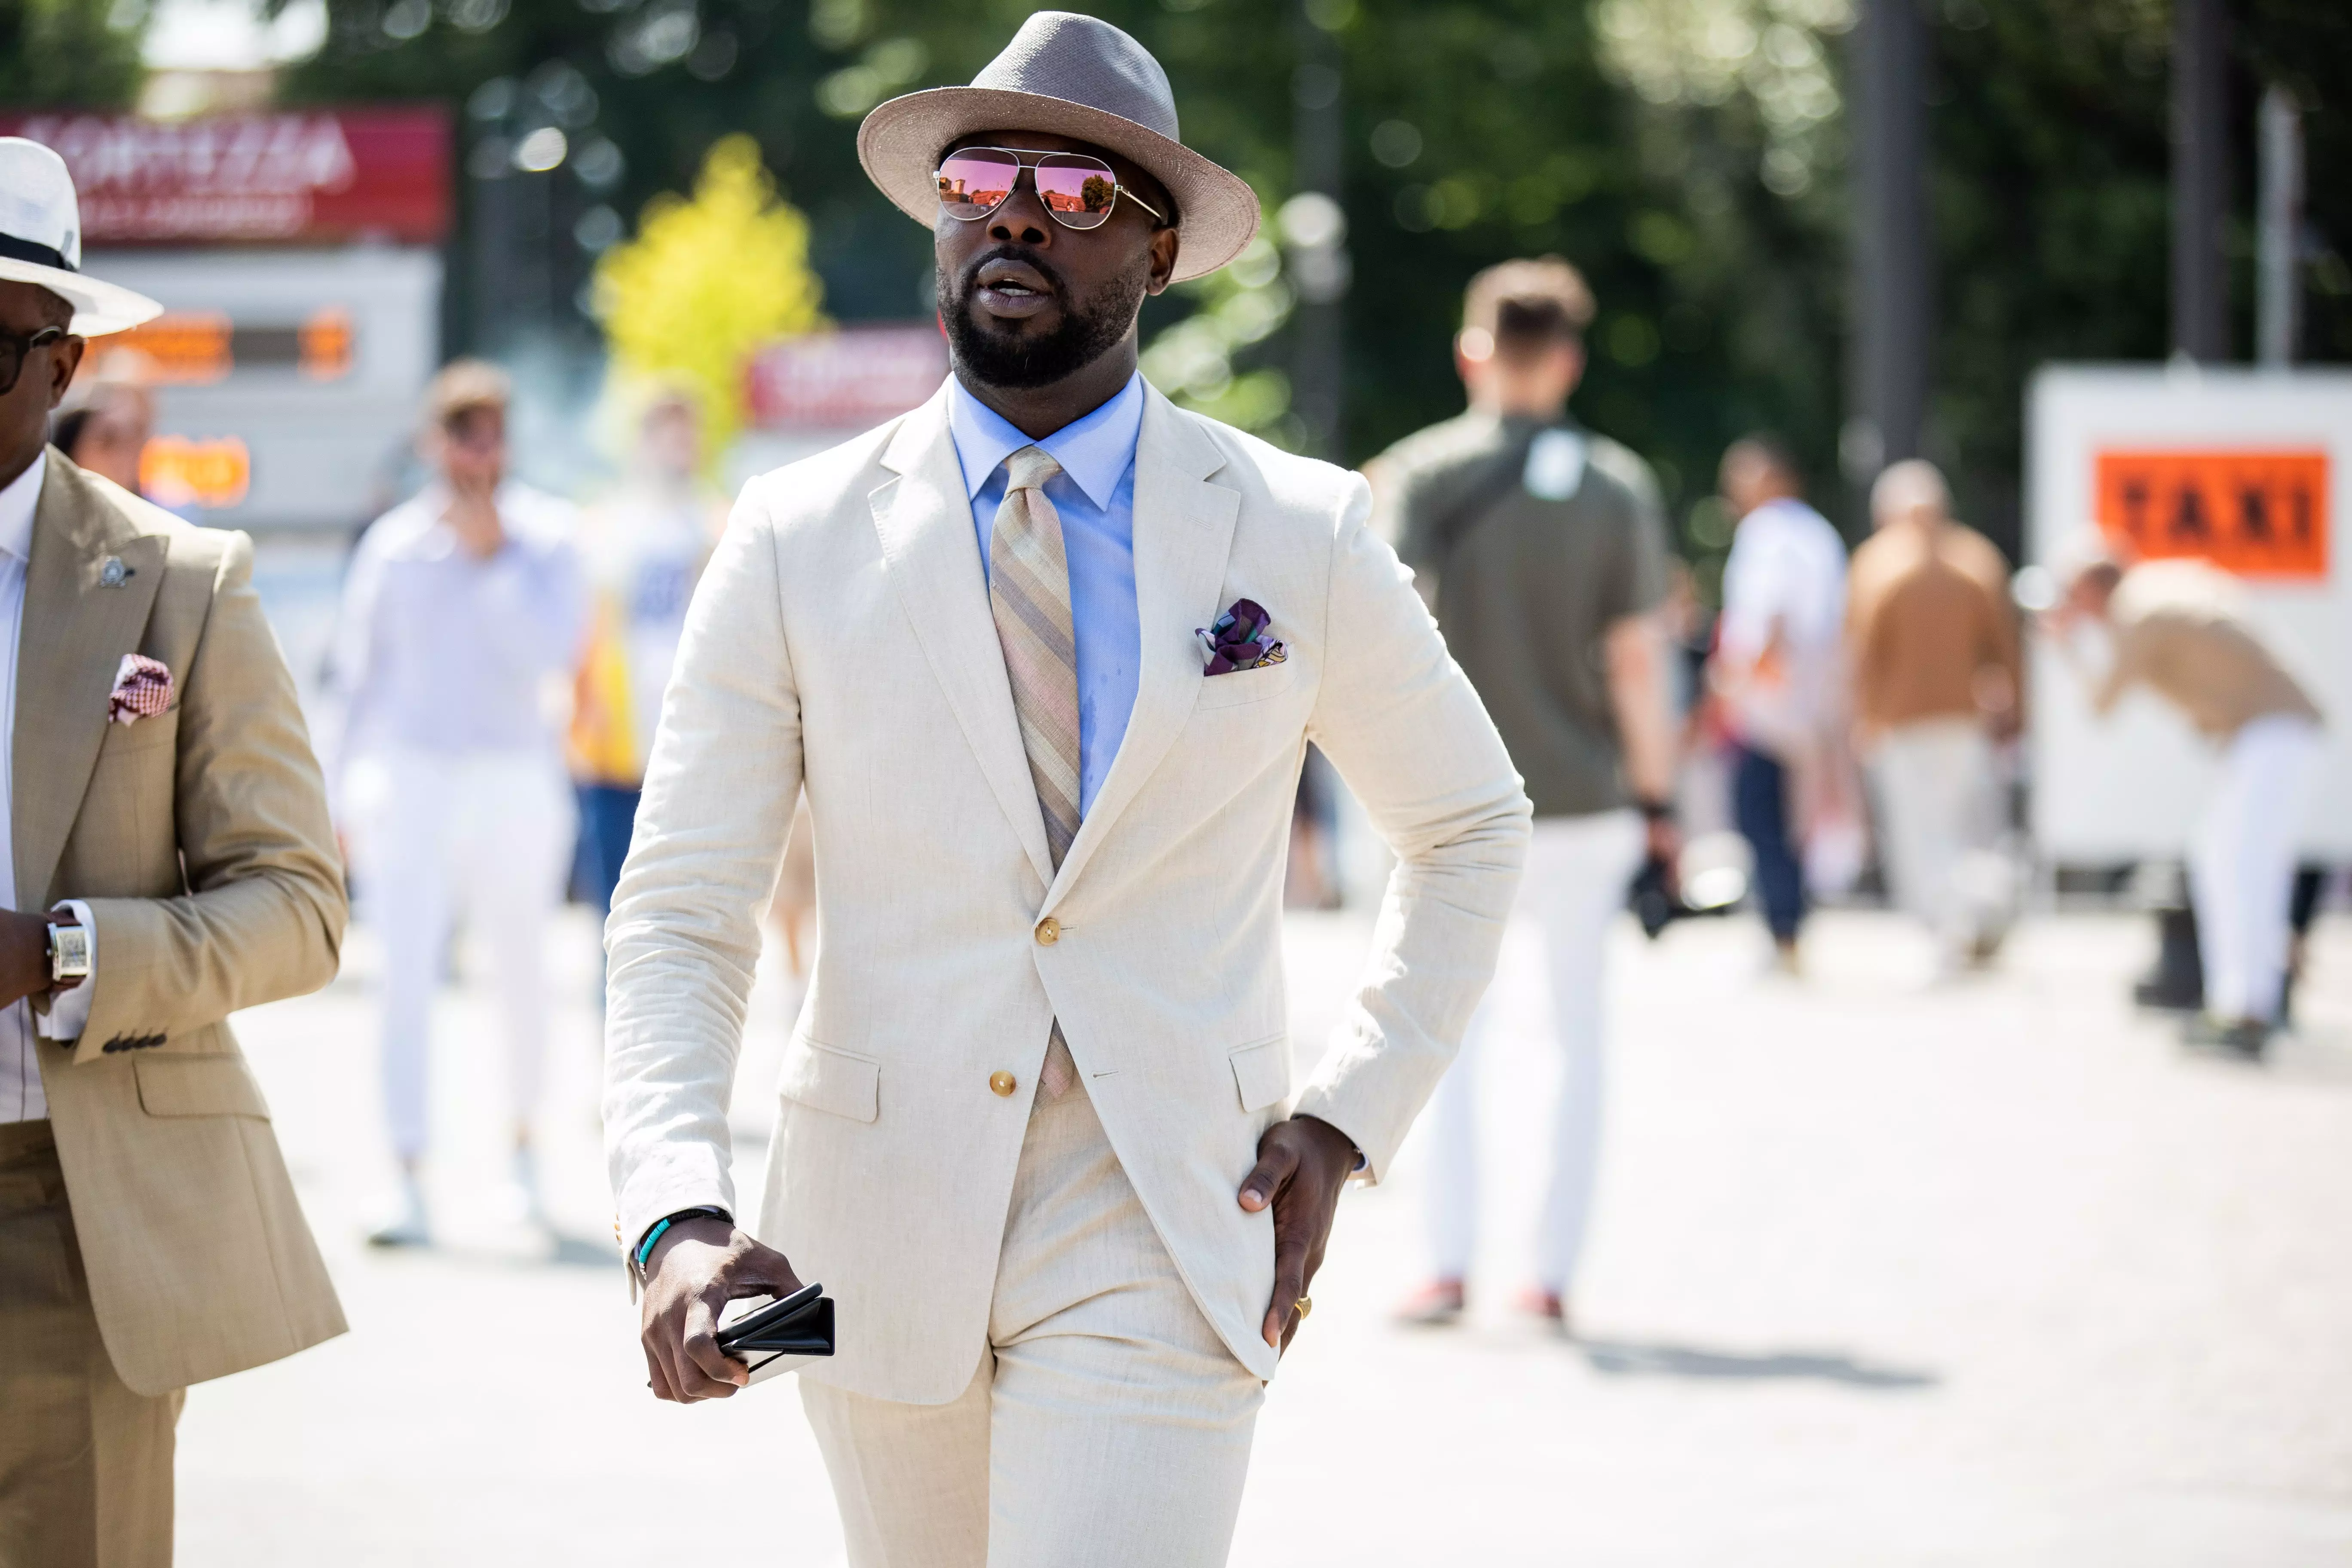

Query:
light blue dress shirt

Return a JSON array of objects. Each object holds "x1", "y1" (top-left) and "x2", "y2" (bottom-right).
[{"x1": 947, "y1": 371, "x2": 1144, "y2": 818}]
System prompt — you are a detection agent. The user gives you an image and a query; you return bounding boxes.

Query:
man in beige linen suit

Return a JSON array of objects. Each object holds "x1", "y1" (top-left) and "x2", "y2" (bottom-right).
[
  {"x1": 605, "y1": 15, "x2": 1529, "y2": 1566},
  {"x1": 0, "y1": 141, "x2": 350, "y2": 1568}
]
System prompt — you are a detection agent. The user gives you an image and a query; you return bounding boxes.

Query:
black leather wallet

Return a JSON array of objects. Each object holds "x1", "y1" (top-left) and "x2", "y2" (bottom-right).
[{"x1": 715, "y1": 1282, "x2": 836, "y2": 1378}]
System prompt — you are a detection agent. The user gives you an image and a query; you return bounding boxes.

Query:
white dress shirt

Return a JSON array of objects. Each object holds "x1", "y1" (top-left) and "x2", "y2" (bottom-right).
[
  {"x1": 330, "y1": 480, "x2": 588, "y2": 798},
  {"x1": 1716, "y1": 494, "x2": 1848, "y2": 748},
  {"x1": 0, "y1": 450, "x2": 97, "y2": 1124}
]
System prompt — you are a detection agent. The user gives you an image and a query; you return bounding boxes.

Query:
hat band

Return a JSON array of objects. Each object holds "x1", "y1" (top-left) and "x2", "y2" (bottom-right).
[{"x1": 0, "y1": 233, "x2": 74, "y2": 273}]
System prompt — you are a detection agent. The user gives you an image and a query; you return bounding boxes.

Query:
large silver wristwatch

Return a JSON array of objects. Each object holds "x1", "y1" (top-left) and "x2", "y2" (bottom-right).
[{"x1": 48, "y1": 920, "x2": 91, "y2": 986}]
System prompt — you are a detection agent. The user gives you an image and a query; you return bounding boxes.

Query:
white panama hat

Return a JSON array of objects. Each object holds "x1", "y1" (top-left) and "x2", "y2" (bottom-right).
[
  {"x1": 858, "y1": 11, "x2": 1261, "y2": 284},
  {"x1": 0, "y1": 138, "x2": 162, "y2": 337}
]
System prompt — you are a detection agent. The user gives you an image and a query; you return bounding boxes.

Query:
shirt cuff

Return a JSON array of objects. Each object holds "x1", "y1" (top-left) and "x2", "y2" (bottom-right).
[{"x1": 37, "y1": 900, "x2": 95, "y2": 1042}]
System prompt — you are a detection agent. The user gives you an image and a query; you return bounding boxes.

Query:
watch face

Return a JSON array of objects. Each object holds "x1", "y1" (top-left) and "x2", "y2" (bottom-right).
[{"x1": 51, "y1": 925, "x2": 91, "y2": 980}]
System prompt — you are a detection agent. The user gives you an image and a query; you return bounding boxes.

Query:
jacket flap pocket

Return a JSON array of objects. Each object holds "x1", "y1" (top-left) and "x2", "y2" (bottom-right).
[
  {"x1": 779, "y1": 1035, "x2": 880, "y2": 1124},
  {"x1": 1228, "y1": 1035, "x2": 1292, "y2": 1113},
  {"x1": 135, "y1": 1054, "x2": 271, "y2": 1120}
]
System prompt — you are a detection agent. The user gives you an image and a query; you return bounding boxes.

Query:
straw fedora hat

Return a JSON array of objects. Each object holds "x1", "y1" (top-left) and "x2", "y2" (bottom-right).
[
  {"x1": 858, "y1": 11, "x2": 1261, "y2": 283},
  {"x1": 0, "y1": 138, "x2": 162, "y2": 337}
]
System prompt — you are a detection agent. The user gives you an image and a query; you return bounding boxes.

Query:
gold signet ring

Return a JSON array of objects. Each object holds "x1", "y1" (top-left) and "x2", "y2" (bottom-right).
[{"x1": 1292, "y1": 1295, "x2": 1312, "y2": 1320}]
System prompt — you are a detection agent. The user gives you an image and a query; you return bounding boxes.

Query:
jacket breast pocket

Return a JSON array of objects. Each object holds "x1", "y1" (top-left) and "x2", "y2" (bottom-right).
[
  {"x1": 135, "y1": 1053, "x2": 271, "y2": 1120},
  {"x1": 1228, "y1": 1035, "x2": 1292, "y2": 1113},
  {"x1": 96, "y1": 704, "x2": 181, "y2": 760},
  {"x1": 778, "y1": 1035, "x2": 880, "y2": 1124},
  {"x1": 1194, "y1": 661, "x2": 1302, "y2": 711}
]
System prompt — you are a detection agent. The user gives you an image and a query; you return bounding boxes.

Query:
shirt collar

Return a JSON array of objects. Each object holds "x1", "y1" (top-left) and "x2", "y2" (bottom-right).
[
  {"x1": 0, "y1": 450, "x2": 47, "y2": 563},
  {"x1": 946, "y1": 371, "x2": 1145, "y2": 512}
]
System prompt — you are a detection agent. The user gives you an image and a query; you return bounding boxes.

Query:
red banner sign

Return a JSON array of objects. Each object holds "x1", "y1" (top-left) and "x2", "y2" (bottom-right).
[
  {"x1": 0, "y1": 109, "x2": 451, "y2": 246},
  {"x1": 746, "y1": 324, "x2": 948, "y2": 430},
  {"x1": 2094, "y1": 447, "x2": 2330, "y2": 580}
]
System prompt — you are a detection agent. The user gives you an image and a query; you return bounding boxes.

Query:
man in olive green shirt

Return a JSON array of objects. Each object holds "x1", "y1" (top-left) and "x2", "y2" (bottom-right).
[{"x1": 1369, "y1": 257, "x2": 1677, "y2": 1331}]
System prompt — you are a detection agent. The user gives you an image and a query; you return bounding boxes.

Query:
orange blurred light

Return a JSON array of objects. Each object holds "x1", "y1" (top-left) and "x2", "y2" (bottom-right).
[
  {"x1": 140, "y1": 435, "x2": 251, "y2": 510},
  {"x1": 113, "y1": 313, "x2": 233, "y2": 386},
  {"x1": 300, "y1": 308, "x2": 354, "y2": 380}
]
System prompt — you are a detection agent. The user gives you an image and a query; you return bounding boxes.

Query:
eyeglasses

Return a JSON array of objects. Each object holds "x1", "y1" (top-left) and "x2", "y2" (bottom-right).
[
  {"x1": 934, "y1": 147, "x2": 1167, "y2": 232},
  {"x1": 0, "y1": 325, "x2": 66, "y2": 398}
]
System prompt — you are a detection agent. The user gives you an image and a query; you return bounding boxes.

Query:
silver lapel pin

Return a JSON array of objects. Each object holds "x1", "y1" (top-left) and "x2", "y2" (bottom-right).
[{"x1": 99, "y1": 556, "x2": 132, "y2": 588}]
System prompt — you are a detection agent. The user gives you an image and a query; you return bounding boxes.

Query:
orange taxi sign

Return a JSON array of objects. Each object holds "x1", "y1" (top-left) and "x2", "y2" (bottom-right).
[{"x1": 2093, "y1": 447, "x2": 2329, "y2": 579}]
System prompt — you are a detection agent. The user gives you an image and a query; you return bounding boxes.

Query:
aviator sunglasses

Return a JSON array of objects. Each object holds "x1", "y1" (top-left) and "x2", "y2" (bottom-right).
[{"x1": 934, "y1": 147, "x2": 1167, "y2": 231}]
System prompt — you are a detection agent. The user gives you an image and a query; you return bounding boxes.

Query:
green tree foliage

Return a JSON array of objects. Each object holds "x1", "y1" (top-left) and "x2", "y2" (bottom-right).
[
  {"x1": 0, "y1": 0, "x2": 148, "y2": 108},
  {"x1": 594, "y1": 132, "x2": 823, "y2": 457},
  {"x1": 272, "y1": 0, "x2": 2348, "y2": 570}
]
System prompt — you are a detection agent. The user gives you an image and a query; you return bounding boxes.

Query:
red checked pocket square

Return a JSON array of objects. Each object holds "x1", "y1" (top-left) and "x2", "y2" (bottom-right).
[{"x1": 108, "y1": 654, "x2": 172, "y2": 725}]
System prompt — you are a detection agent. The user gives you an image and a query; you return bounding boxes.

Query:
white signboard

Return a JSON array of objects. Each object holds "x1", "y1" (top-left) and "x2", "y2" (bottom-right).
[
  {"x1": 78, "y1": 245, "x2": 441, "y2": 533},
  {"x1": 2027, "y1": 365, "x2": 2350, "y2": 859}
]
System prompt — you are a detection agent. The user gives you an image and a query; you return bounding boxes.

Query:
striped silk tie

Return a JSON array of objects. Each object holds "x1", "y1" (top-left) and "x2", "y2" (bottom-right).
[{"x1": 989, "y1": 445, "x2": 1081, "y2": 1105}]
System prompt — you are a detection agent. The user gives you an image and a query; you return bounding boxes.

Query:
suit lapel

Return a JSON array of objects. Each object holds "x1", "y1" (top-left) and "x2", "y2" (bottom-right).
[
  {"x1": 1042, "y1": 389, "x2": 1238, "y2": 913},
  {"x1": 14, "y1": 458, "x2": 165, "y2": 909},
  {"x1": 870, "y1": 388, "x2": 1057, "y2": 889}
]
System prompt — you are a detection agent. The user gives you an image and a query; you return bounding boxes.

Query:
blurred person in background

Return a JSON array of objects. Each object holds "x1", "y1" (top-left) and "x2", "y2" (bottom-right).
[
  {"x1": 1846, "y1": 459, "x2": 2021, "y2": 974},
  {"x1": 1709, "y1": 435, "x2": 1849, "y2": 972},
  {"x1": 569, "y1": 388, "x2": 724, "y2": 947},
  {"x1": 49, "y1": 370, "x2": 150, "y2": 494},
  {"x1": 0, "y1": 140, "x2": 349, "y2": 1568},
  {"x1": 333, "y1": 359, "x2": 588, "y2": 1246},
  {"x1": 1372, "y1": 256, "x2": 1678, "y2": 1333},
  {"x1": 2052, "y1": 546, "x2": 2323, "y2": 1058}
]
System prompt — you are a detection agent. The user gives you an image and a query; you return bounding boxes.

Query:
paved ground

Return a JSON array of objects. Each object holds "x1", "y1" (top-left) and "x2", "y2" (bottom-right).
[{"x1": 176, "y1": 903, "x2": 2352, "y2": 1565}]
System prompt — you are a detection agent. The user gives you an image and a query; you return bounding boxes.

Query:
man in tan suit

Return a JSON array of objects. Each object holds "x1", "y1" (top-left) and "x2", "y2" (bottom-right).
[
  {"x1": 0, "y1": 140, "x2": 350, "y2": 1566},
  {"x1": 604, "y1": 15, "x2": 1528, "y2": 1567}
]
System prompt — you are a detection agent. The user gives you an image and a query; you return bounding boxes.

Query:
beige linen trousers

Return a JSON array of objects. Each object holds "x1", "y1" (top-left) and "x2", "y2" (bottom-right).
[{"x1": 603, "y1": 384, "x2": 1529, "y2": 1557}]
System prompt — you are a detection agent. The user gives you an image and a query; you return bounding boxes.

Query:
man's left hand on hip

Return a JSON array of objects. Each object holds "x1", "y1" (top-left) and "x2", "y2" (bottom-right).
[{"x1": 1237, "y1": 1113, "x2": 1357, "y2": 1353}]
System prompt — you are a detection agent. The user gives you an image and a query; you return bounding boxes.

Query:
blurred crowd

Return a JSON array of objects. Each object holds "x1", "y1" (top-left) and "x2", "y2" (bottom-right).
[{"x1": 52, "y1": 248, "x2": 2327, "y2": 1296}]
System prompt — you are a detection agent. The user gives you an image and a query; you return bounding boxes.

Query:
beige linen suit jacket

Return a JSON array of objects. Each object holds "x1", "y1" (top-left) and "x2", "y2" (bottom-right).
[
  {"x1": 605, "y1": 385, "x2": 1529, "y2": 1402},
  {"x1": 28, "y1": 451, "x2": 349, "y2": 1396}
]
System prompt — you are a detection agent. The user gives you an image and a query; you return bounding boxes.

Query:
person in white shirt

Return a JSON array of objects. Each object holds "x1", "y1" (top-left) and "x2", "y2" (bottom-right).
[
  {"x1": 333, "y1": 360, "x2": 588, "y2": 1246},
  {"x1": 1709, "y1": 435, "x2": 1849, "y2": 970}
]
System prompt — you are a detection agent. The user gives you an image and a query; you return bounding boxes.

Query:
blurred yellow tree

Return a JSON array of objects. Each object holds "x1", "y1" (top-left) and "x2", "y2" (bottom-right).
[{"x1": 594, "y1": 134, "x2": 824, "y2": 460}]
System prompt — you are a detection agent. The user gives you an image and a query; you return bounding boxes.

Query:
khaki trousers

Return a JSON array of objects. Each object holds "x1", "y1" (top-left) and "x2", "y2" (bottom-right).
[
  {"x1": 800, "y1": 1089, "x2": 1264, "y2": 1568},
  {"x1": 0, "y1": 1120, "x2": 181, "y2": 1568}
]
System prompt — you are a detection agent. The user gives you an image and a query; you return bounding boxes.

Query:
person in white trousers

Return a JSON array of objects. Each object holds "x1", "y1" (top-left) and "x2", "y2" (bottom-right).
[
  {"x1": 1371, "y1": 257, "x2": 1679, "y2": 1332},
  {"x1": 1845, "y1": 460, "x2": 2022, "y2": 971},
  {"x1": 334, "y1": 359, "x2": 588, "y2": 1243},
  {"x1": 2055, "y1": 548, "x2": 2323, "y2": 1057}
]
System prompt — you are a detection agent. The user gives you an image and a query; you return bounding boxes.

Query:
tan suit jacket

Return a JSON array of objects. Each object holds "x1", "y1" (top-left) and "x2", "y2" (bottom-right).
[
  {"x1": 605, "y1": 385, "x2": 1530, "y2": 1402},
  {"x1": 27, "y1": 451, "x2": 349, "y2": 1396}
]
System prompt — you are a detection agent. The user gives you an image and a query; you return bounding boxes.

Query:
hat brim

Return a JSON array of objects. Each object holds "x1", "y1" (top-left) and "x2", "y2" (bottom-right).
[
  {"x1": 0, "y1": 257, "x2": 162, "y2": 337},
  {"x1": 859, "y1": 86, "x2": 1261, "y2": 285}
]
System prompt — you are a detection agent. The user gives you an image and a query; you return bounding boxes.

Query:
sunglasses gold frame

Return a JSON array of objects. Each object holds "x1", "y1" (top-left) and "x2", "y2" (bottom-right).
[{"x1": 933, "y1": 146, "x2": 1168, "y2": 231}]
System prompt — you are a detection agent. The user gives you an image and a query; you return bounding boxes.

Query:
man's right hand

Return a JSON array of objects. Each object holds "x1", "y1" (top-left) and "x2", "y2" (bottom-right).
[{"x1": 637, "y1": 1216, "x2": 804, "y2": 1403}]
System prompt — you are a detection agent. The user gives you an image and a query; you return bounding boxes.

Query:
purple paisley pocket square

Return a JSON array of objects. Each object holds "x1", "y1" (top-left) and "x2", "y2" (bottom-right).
[{"x1": 1196, "y1": 597, "x2": 1288, "y2": 676}]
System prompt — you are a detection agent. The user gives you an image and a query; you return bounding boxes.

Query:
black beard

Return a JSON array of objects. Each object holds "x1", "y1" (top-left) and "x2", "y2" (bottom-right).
[{"x1": 940, "y1": 245, "x2": 1146, "y2": 390}]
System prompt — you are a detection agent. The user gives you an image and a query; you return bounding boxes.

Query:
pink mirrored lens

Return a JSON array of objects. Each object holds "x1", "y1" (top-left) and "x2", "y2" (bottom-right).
[
  {"x1": 937, "y1": 151, "x2": 1017, "y2": 217},
  {"x1": 1033, "y1": 156, "x2": 1118, "y2": 227}
]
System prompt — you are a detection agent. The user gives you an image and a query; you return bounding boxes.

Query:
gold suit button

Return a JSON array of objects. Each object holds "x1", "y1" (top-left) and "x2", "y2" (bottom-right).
[
  {"x1": 989, "y1": 1071, "x2": 1017, "y2": 1097},
  {"x1": 1035, "y1": 917, "x2": 1060, "y2": 946}
]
